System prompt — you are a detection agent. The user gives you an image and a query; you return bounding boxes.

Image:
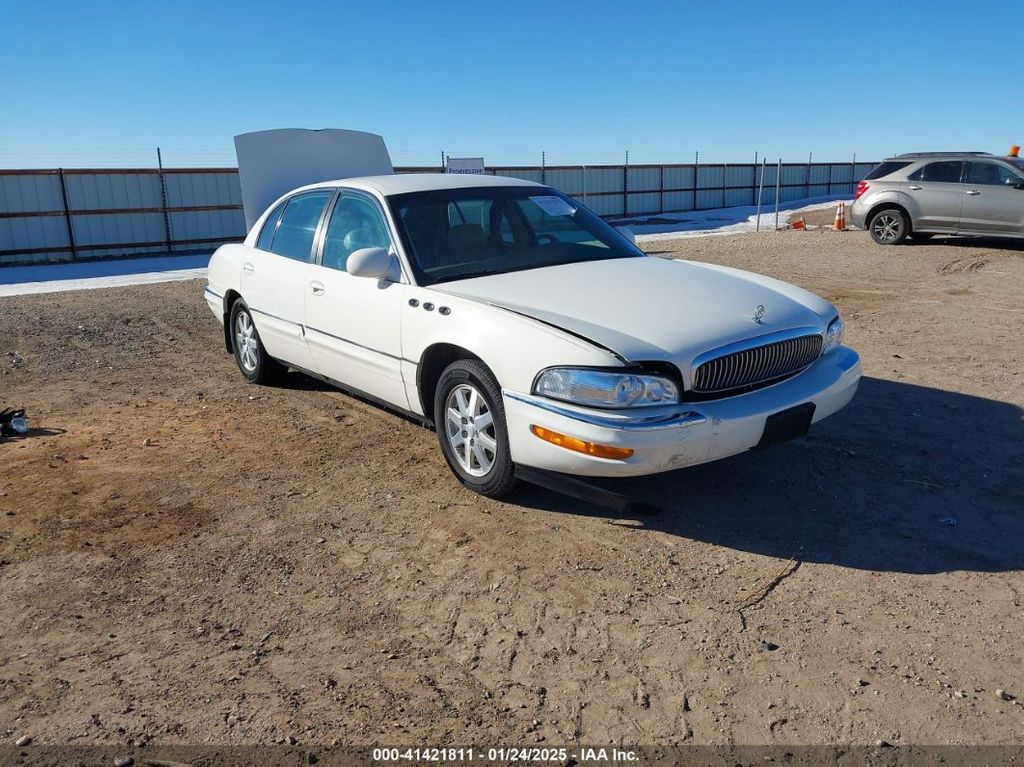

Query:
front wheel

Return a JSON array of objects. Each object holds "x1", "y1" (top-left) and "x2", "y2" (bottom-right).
[
  {"x1": 869, "y1": 209, "x2": 910, "y2": 245},
  {"x1": 434, "y1": 360, "x2": 517, "y2": 498}
]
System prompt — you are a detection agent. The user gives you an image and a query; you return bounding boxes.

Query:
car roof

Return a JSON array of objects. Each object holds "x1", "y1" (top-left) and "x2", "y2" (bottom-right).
[
  {"x1": 886, "y1": 152, "x2": 998, "y2": 161},
  {"x1": 294, "y1": 172, "x2": 545, "y2": 197}
]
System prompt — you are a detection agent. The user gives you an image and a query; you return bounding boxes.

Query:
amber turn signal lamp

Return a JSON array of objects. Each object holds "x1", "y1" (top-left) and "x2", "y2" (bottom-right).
[{"x1": 530, "y1": 425, "x2": 634, "y2": 460}]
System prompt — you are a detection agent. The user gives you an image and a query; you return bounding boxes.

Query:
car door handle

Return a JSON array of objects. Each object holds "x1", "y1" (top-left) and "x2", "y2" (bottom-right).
[
  {"x1": 309, "y1": 281, "x2": 326, "y2": 296},
  {"x1": 965, "y1": 190, "x2": 981, "y2": 196},
  {"x1": 242, "y1": 262, "x2": 255, "y2": 275},
  {"x1": 909, "y1": 185, "x2": 922, "y2": 190}
]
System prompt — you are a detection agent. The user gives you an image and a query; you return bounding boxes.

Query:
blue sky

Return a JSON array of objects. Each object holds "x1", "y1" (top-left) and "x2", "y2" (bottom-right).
[{"x1": 3, "y1": 1, "x2": 1022, "y2": 168}]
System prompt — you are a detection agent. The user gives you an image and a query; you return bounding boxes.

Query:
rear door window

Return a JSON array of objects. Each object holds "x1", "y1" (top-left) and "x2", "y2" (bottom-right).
[
  {"x1": 908, "y1": 161, "x2": 964, "y2": 183},
  {"x1": 268, "y1": 191, "x2": 333, "y2": 262},
  {"x1": 256, "y1": 201, "x2": 286, "y2": 251},
  {"x1": 864, "y1": 161, "x2": 912, "y2": 180}
]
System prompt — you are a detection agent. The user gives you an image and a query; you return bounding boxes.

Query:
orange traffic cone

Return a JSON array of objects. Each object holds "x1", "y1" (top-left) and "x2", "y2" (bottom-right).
[{"x1": 833, "y1": 201, "x2": 848, "y2": 231}]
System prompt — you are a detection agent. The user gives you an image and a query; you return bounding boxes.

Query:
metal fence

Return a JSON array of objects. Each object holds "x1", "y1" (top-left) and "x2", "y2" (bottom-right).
[{"x1": 0, "y1": 160, "x2": 877, "y2": 266}]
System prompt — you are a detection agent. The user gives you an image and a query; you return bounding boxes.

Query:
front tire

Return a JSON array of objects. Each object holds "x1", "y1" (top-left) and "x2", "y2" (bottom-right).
[
  {"x1": 869, "y1": 208, "x2": 910, "y2": 245},
  {"x1": 434, "y1": 360, "x2": 517, "y2": 498},
  {"x1": 229, "y1": 301, "x2": 284, "y2": 384}
]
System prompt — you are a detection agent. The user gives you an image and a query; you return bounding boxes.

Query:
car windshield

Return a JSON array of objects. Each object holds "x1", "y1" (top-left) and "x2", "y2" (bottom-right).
[{"x1": 388, "y1": 186, "x2": 643, "y2": 285}]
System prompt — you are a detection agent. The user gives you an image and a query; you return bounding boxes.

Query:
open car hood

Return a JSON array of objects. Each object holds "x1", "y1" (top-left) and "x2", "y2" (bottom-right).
[{"x1": 234, "y1": 128, "x2": 393, "y2": 230}]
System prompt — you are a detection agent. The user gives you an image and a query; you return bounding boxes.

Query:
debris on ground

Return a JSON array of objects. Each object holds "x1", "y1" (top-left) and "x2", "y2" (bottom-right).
[{"x1": 0, "y1": 408, "x2": 28, "y2": 438}]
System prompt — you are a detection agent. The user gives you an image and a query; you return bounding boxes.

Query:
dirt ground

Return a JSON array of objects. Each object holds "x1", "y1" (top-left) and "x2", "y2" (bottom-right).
[{"x1": 1, "y1": 228, "x2": 1022, "y2": 751}]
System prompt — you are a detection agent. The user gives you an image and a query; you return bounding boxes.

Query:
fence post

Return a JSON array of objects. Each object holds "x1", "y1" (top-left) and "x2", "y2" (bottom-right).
[
  {"x1": 806, "y1": 151, "x2": 812, "y2": 199},
  {"x1": 623, "y1": 150, "x2": 629, "y2": 217},
  {"x1": 157, "y1": 147, "x2": 172, "y2": 253},
  {"x1": 774, "y1": 158, "x2": 782, "y2": 230},
  {"x1": 722, "y1": 162, "x2": 728, "y2": 208},
  {"x1": 57, "y1": 168, "x2": 77, "y2": 262},
  {"x1": 851, "y1": 152, "x2": 857, "y2": 194},
  {"x1": 752, "y1": 151, "x2": 758, "y2": 205},
  {"x1": 693, "y1": 150, "x2": 699, "y2": 211},
  {"x1": 541, "y1": 151, "x2": 546, "y2": 185},
  {"x1": 755, "y1": 157, "x2": 767, "y2": 232},
  {"x1": 659, "y1": 164, "x2": 665, "y2": 215},
  {"x1": 582, "y1": 164, "x2": 587, "y2": 205}
]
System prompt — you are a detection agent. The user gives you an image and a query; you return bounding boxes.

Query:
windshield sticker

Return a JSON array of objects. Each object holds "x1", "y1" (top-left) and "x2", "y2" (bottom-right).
[{"x1": 530, "y1": 195, "x2": 576, "y2": 217}]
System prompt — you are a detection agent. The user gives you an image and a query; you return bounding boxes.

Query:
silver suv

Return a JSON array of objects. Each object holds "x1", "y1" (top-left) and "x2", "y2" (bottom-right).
[{"x1": 850, "y1": 152, "x2": 1024, "y2": 244}]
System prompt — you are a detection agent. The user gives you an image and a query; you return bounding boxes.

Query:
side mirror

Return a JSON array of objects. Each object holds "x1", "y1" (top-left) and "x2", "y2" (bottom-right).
[
  {"x1": 347, "y1": 247, "x2": 396, "y2": 280},
  {"x1": 1008, "y1": 177, "x2": 1024, "y2": 189},
  {"x1": 615, "y1": 226, "x2": 636, "y2": 244}
]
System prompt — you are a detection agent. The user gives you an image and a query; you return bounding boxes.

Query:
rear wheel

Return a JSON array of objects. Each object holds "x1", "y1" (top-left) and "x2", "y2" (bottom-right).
[
  {"x1": 230, "y1": 301, "x2": 284, "y2": 384},
  {"x1": 869, "y1": 208, "x2": 910, "y2": 245},
  {"x1": 434, "y1": 359, "x2": 517, "y2": 498}
]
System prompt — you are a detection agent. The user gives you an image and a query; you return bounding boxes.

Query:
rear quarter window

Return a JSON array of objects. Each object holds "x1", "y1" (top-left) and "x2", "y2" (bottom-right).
[
  {"x1": 864, "y1": 161, "x2": 912, "y2": 180},
  {"x1": 907, "y1": 161, "x2": 964, "y2": 184}
]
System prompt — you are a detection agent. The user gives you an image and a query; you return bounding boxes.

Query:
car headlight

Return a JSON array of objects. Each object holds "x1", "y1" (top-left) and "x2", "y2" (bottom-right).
[
  {"x1": 534, "y1": 368, "x2": 679, "y2": 408},
  {"x1": 822, "y1": 315, "x2": 845, "y2": 355}
]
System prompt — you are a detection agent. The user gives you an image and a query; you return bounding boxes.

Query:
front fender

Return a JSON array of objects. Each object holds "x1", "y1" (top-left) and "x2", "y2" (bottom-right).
[{"x1": 403, "y1": 289, "x2": 623, "y2": 395}]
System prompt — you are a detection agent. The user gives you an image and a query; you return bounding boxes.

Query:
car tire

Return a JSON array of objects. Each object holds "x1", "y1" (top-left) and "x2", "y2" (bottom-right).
[
  {"x1": 434, "y1": 359, "x2": 517, "y2": 498},
  {"x1": 229, "y1": 300, "x2": 285, "y2": 384},
  {"x1": 869, "y1": 208, "x2": 910, "y2": 245}
]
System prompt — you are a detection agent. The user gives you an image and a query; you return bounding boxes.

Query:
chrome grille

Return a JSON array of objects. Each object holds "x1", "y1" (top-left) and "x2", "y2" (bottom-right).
[{"x1": 692, "y1": 333, "x2": 823, "y2": 394}]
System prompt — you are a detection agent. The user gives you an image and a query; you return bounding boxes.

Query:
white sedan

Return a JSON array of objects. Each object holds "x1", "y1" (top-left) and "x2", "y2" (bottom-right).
[{"x1": 205, "y1": 173, "x2": 860, "y2": 498}]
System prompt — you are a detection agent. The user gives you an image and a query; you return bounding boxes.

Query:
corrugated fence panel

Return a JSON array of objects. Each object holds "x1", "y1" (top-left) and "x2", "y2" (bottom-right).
[
  {"x1": 663, "y1": 166, "x2": 695, "y2": 191},
  {"x1": 170, "y1": 209, "x2": 245, "y2": 242},
  {"x1": 0, "y1": 173, "x2": 64, "y2": 213},
  {"x1": 626, "y1": 192, "x2": 660, "y2": 215},
  {"x1": 544, "y1": 168, "x2": 583, "y2": 194},
  {"x1": 71, "y1": 212, "x2": 165, "y2": 247},
  {"x1": 585, "y1": 194, "x2": 624, "y2": 217},
  {"x1": 663, "y1": 190, "x2": 695, "y2": 212},
  {"x1": 725, "y1": 165, "x2": 755, "y2": 188},
  {"x1": 780, "y1": 164, "x2": 806, "y2": 185},
  {"x1": 165, "y1": 172, "x2": 242, "y2": 207},
  {"x1": 65, "y1": 172, "x2": 162, "y2": 210},
  {"x1": 627, "y1": 167, "x2": 660, "y2": 194},
  {"x1": 0, "y1": 216, "x2": 70, "y2": 260},
  {"x1": 491, "y1": 168, "x2": 544, "y2": 184}
]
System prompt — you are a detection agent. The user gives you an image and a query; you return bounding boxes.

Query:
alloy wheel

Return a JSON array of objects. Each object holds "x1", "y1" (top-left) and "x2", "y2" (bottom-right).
[
  {"x1": 235, "y1": 311, "x2": 258, "y2": 372},
  {"x1": 873, "y1": 214, "x2": 902, "y2": 242},
  {"x1": 444, "y1": 384, "x2": 497, "y2": 477}
]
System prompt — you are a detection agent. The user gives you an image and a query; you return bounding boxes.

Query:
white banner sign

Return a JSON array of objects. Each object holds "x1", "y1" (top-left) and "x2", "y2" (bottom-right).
[{"x1": 445, "y1": 157, "x2": 486, "y2": 174}]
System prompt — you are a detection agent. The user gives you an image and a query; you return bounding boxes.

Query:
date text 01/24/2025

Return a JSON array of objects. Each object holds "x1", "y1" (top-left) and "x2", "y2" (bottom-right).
[{"x1": 371, "y1": 746, "x2": 639, "y2": 762}]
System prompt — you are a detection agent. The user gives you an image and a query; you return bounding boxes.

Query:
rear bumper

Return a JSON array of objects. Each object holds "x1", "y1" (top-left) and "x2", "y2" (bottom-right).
[
  {"x1": 849, "y1": 200, "x2": 868, "y2": 229},
  {"x1": 204, "y1": 286, "x2": 224, "y2": 323},
  {"x1": 502, "y1": 347, "x2": 861, "y2": 477}
]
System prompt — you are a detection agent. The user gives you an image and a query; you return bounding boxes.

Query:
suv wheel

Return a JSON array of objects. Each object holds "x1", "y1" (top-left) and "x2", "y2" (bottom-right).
[
  {"x1": 434, "y1": 359, "x2": 517, "y2": 498},
  {"x1": 869, "y1": 208, "x2": 909, "y2": 245}
]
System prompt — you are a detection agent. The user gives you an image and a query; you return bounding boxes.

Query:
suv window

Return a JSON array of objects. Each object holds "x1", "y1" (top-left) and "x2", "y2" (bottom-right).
[
  {"x1": 321, "y1": 193, "x2": 393, "y2": 271},
  {"x1": 267, "y1": 191, "x2": 333, "y2": 262},
  {"x1": 965, "y1": 161, "x2": 1020, "y2": 186},
  {"x1": 908, "y1": 161, "x2": 964, "y2": 184},
  {"x1": 864, "y1": 161, "x2": 912, "y2": 180}
]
